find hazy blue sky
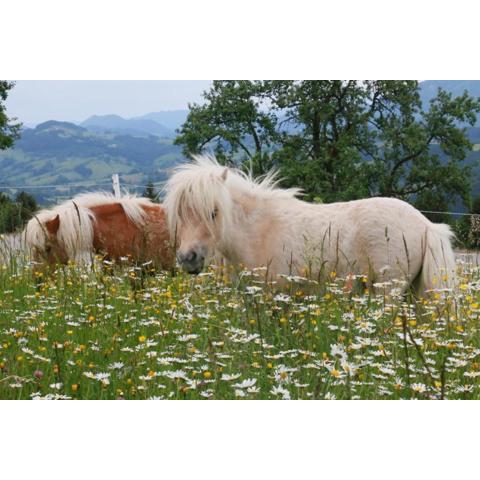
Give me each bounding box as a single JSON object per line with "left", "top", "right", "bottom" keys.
{"left": 6, "top": 80, "right": 212, "bottom": 126}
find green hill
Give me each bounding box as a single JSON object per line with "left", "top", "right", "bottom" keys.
{"left": 0, "top": 121, "right": 184, "bottom": 204}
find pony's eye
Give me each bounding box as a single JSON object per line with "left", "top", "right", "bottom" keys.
{"left": 45, "top": 246, "right": 52, "bottom": 253}
{"left": 211, "top": 208, "right": 218, "bottom": 220}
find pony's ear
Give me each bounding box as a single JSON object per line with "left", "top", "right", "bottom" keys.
{"left": 220, "top": 168, "right": 228, "bottom": 182}
{"left": 45, "top": 215, "right": 60, "bottom": 235}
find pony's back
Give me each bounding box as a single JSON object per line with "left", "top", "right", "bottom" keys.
{"left": 24, "top": 192, "right": 155, "bottom": 262}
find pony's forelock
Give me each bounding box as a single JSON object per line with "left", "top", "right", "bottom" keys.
{"left": 164, "top": 158, "right": 234, "bottom": 237}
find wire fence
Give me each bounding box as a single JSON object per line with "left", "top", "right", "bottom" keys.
{"left": 0, "top": 176, "right": 479, "bottom": 219}
{"left": 416, "top": 210, "right": 475, "bottom": 217}
{"left": 0, "top": 175, "right": 167, "bottom": 205}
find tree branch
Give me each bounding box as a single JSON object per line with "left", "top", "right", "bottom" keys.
{"left": 389, "top": 133, "right": 435, "bottom": 180}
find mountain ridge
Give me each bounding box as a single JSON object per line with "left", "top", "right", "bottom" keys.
{"left": 80, "top": 113, "right": 178, "bottom": 137}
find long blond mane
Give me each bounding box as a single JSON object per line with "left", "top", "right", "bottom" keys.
{"left": 163, "top": 154, "right": 301, "bottom": 238}
{"left": 24, "top": 192, "right": 154, "bottom": 260}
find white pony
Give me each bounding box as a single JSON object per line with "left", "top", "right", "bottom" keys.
{"left": 164, "top": 155, "right": 456, "bottom": 294}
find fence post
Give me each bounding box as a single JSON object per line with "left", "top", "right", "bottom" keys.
{"left": 112, "top": 174, "right": 121, "bottom": 199}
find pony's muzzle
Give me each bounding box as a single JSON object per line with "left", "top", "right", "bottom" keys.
{"left": 177, "top": 250, "right": 205, "bottom": 274}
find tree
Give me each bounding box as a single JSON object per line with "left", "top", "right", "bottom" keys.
{"left": 0, "top": 191, "right": 37, "bottom": 233}
{"left": 452, "top": 194, "right": 480, "bottom": 249}
{"left": 269, "top": 80, "right": 375, "bottom": 201}
{"left": 175, "top": 81, "right": 278, "bottom": 175}
{"left": 16, "top": 191, "right": 38, "bottom": 222}
{"left": 0, "top": 81, "right": 21, "bottom": 150}
{"left": 176, "top": 81, "right": 480, "bottom": 206}
{"left": 142, "top": 181, "right": 158, "bottom": 202}
{"left": 362, "top": 82, "right": 479, "bottom": 207}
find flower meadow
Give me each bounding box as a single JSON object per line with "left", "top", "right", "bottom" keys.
{"left": 1, "top": 254, "right": 480, "bottom": 400}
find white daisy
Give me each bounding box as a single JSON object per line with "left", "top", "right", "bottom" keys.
{"left": 233, "top": 378, "right": 257, "bottom": 389}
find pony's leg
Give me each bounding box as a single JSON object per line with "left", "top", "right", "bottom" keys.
{"left": 100, "top": 254, "right": 114, "bottom": 276}
{"left": 354, "top": 249, "right": 413, "bottom": 298}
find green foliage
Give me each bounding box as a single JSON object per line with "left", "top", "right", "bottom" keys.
{"left": 471, "top": 195, "right": 480, "bottom": 214}
{"left": 412, "top": 190, "right": 451, "bottom": 224}
{"left": 175, "top": 81, "right": 278, "bottom": 176}
{"left": 0, "top": 81, "right": 21, "bottom": 150}
{"left": 453, "top": 194, "right": 480, "bottom": 249}
{"left": 270, "top": 80, "right": 374, "bottom": 201}
{"left": 142, "top": 181, "right": 159, "bottom": 202}
{"left": 0, "top": 191, "right": 37, "bottom": 233}
{"left": 369, "top": 84, "right": 479, "bottom": 206}
{"left": 176, "top": 81, "right": 480, "bottom": 207}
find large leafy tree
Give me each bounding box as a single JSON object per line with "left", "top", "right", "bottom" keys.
{"left": 364, "top": 82, "right": 479, "bottom": 205}
{"left": 0, "top": 81, "right": 21, "bottom": 150}
{"left": 176, "top": 80, "right": 480, "bottom": 207}
{"left": 269, "top": 80, "right": 375, "bottom": 201}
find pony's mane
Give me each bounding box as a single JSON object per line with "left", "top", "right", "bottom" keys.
{"left": 164, "top": 154, "right": 301, "bottom": 235}
{"left": 177, "top": 154, "right": 301, "bottom": 199}
{"left": 24, "top": 191, "right": 154, "bottom": 259}
{"left": 71, "top": 192, "right": 153, "bottom": 226}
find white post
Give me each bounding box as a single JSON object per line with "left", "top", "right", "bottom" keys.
{"left": 112, "top": 173, "right": 121, "bottom": 199}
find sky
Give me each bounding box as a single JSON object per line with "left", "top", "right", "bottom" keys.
{"left": 5, "top": 80, "right": 212, "bottom": 126}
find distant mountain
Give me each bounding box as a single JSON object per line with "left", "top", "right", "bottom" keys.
{"left": 81, "top": 114, "right": 175, "bottom": 137}
{"left": 37, "top": 120, "right": 87, "bottom": 134}
{"left": 0, "top": 121, "right": 184, "bottom": 204}
{"left": 135, "top": 110, "right": 189, "bottom": 131}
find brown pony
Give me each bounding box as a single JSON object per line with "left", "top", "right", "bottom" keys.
{"left": 24, "top": 192, "right": 173, "bottom": 270}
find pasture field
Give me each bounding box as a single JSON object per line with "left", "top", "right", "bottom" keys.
{"left": 1, "top": 254, "right": 480, "bottom": 400}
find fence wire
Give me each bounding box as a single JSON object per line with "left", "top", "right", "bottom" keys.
{"left": 0, "top": 179, "right": 478, "bottom": 218}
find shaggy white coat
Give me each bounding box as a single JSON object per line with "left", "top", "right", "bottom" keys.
{"left": 164, "top": 155, "right": 456, "bottom": 293}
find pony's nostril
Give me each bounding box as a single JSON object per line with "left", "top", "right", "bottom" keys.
{"left": 178, "top": 251, "right": 198, "bottom": 265}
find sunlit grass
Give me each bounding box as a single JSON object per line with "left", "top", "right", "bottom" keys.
{"left": 1, "top": 255, "right": 480, "bottom": 399}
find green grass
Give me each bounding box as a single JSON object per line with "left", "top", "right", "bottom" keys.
{"left": 1, "top": 255, "right": 480, "bottom": 400}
